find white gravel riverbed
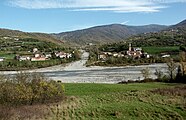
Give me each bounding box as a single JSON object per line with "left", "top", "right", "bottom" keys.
{"left": 0, "top": 52, "right": 168, "bottom": 83}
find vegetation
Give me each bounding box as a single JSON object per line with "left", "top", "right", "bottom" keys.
{"left": 0, "top": 37, "right": 81, "bottom": 70}
{"left": 175, "top": 51, "right": 186, "bottom": 83}
{"left": 86, "top": 31, "right": 185, "bottom": 66}
{"left": 92, "top": 22, "right": 186, "bottom": 67}
{"left": 0, "top": 37, "right": 65, "bottom": 52}
{"left": 0, "top": 56, "right": 78, "bottom": 71}
{"left": 0, "top": 67, "right": 186, "bottom": 120}
{"left": 142, "top": 46, "right": 180, "bottom": 55}
{"left": 95, "top": 57, "right": 167, "bottom": 67}
{"left": 141, "top": 67, "right": 150, "bottom": 79}
{"left": 87, "top": 45, "right": 168, "bottom": 66}
{"left": 166, "top": 58, "right": 177, "bottom": 81}
{"left": 1, "top": 82, "right": 185, "bottom": 120}
{"left": 0, "top": 60, "right": 59, "bottom": 70}
{"left": 87, "top": 44, "right": 184, "bottom": 67}
{"left": 0, "top": 28, "right": 62, "bottom": 44}
{"left": 53, "top": 24, "right": 167, "bottom": 45}
{"left": 56, "top": 83, "right": 186, "bottom": 119}
{"left": 0, "top": 72, "right": 65, "bottom": 119}
{"left": 0, "top": 72, "right": 65, "bottom": 106}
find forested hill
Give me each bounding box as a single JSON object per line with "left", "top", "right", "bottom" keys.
{"left": 53, "top": 24, "right": 167, "bottom": 45}
{"left": 0, "top": 28, "right": 63, "bottom": 44}
{"left": 169, "top": 19, "right": 186, "bottom": 32}
{"left": 105, "top": 19, "right": 186, "bottom": 48}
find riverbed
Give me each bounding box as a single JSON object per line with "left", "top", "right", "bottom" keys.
{"left": 0, "top": 52, "right": 168, "bottom": 83}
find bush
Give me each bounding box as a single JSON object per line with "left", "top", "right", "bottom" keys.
{"left": 0, "top": 72, "right": 65, "bottom": 106}
{"left": 118, "top": 78, "right": 158, "bottom": 84}
{"left": 176, "top": 74, "right": 186, "bottom": 83}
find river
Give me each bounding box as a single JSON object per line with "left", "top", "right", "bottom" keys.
{"left": 1, "top": 52, "right": 168, "bottom": 83}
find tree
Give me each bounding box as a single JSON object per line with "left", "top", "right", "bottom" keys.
{"left": 179, "top": 51, "right": 186, "bottom": 75}
{"left": 166, "top": 58, "right": 177, "bottom": 81}
{"left": 176, "top": 51, "right": 186, "bottom": 83}
{"left": 73, "top": 50, "right": 81, "bottom": 60}
{"left": 0, "top": 72, "right": 65, "bottom": 106}
{"left": 141, "top": 67, "right": 150, "bottom": 80}
{"left": 154, "top": 69, "right": 163, "bottom": 80}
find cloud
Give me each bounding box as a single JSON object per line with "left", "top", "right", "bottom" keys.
{"left": 121, "top": 21, "right": 130, "bottom": 25}
{"left": 7, "top": 0, "right": 186, "bottom": 13}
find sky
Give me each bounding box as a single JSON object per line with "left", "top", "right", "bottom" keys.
{"left": 0, "top": 0, "right": 186, "bottom": 33}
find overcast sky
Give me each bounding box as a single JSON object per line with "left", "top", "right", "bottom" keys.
{"left": 0, "top": 0, "right": 186, "bottom": 33}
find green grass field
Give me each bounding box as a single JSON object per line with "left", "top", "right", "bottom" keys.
{"left": 0, "top": 52, "right": 16, "bottom": 59}
{"left": 56, "top": 83, "right": 185, "bottom": 120}
{"left": 142, "top": 46, "right": 180, "bottom": 54}
{"left": 3, "top": 83, "right": 185, "bottom": 120}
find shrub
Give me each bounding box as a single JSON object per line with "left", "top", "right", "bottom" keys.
{"left": 0, "top": 72, "right": 65, "bottom": 106}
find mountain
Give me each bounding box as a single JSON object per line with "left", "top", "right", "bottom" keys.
{"left": 0, "top": 28, "right": 63, "bottom": 44}
{"left": 53, "top": 24, "right": 167, "bottom": 45}
{"left": 120, "top": 19, "right": 186, "bottom": 47}
{"left": 168, "top": 19, "right": 186, "bottom": 32}
{"left": 174, "top": 19, "right": 186, "bottom": 28}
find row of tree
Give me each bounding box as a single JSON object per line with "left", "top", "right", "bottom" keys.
{"left": 141, "top": 52, "right": 186, "bottom": 83}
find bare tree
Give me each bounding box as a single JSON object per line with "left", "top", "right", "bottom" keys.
{"left": 166, "top": 58, "right": 177, "bottom": 81}
{"left": 179, "top": 51, "right": 186, "bottom": 75}
{"left": 154, "top": 69, "right": 163, "bottom": 80}
{"left": 141, "top": 67, "right": 150, "bottom": 80}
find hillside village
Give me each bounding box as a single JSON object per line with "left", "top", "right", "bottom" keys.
{"left": 16, "top": 48, "right": 73, "bottom": 62}
{"left": 0, "top": 36, "right": 73, "bottom": 62}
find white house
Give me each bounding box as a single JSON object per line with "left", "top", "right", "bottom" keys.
{"left": 35, "top": 54, "right": 40, "bottom": 58}
{"left": 55, "top": 52, "right": 72, "bottom": 59}
{"left": 66, "top": 53, "right": 72, "bottom": 58}
{"left": 45, "top": 54, "right": 52, "bottom": 59}
{"left": 0, "top": 57, "right": 5, "bottom": 62}
{"left": 19, "top": 56, "right": 31, "bottom": 61}
{"left": 98, "top": 54, "right": 107, "bottom": 60}
{"left": 113, "top": 53, "right": 119, "bottom": 57}
{"left": 33, "top": 48, "right": 38, "bottom": 53}
{"left": 162, "top": 55, "right": 170, "bottom": 58}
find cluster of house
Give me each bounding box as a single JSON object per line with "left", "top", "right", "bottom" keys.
{"left": 17, "top": 48, "right": 73, "bottom": 62}
{"left": 2, "top": 36, "right": 19, "bottom": 41}
{"left": 98, "top": 44, "right": 150, "bottom": 60}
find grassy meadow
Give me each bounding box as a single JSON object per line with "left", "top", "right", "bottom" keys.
{"left": 4, "top": 83, "right": 185, "bottom": 120}
{"left": 62, "top": 83, "right": 186, "bottom": 120}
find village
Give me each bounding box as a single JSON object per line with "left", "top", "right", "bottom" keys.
{"left": 17, "top": 48, "right": 73, "bottom": 62}
{"left": 98, "top": 43, "right": 151, "bottom": 61}
{"left": 0, "top": 47, "right": 73, "bottom": 62}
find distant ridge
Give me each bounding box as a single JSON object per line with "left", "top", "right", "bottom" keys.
{"left": 52, "top": 24, "right": 167, "bottom": 45}
{"left": 1, "top": 19, "right": 186, "bottom": 46}
{"left": 174, "top": 19, "right": 186, "bottom": 27}
{"left": 122, "top": 19, "right": 186, "bottom": 47}
{"left": 169, "top": 19, "right": 186, "bottom": 30}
